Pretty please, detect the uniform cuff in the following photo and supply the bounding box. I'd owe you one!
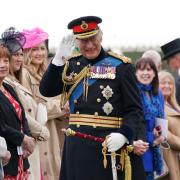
[118,124,133,143]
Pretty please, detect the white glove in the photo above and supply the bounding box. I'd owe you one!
[52,34,75,66]
[36,103,48,125]
[0,137,7,157]
[106,133,128,152]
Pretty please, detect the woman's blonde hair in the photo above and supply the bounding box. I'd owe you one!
[23,45,47,78]
[158,70,180,112]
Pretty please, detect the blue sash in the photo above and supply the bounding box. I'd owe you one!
[69,56,122,113]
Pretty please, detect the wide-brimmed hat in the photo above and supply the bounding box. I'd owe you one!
[67,16,102,39]
[161,38,180,60]
[22,27,48,49]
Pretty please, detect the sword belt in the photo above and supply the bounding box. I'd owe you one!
[69,114,123,128]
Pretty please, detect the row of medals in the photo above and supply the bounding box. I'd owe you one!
[89,65,116,80]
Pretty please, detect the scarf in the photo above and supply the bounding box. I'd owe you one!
[138,83,164,175]
[138,83,164,120]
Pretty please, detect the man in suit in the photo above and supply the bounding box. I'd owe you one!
[161,38,180,105]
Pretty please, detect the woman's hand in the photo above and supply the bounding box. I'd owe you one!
[154,125,161,138]
[61,102,70,118]
[153,136,165,146]
[133,140,149,155]
[23,135,36,157]
[153,126,165,146]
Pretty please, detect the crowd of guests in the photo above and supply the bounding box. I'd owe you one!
[0,27,68,180]
[0,23,180,180]
[133,46,180,180]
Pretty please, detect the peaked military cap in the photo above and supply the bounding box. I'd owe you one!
[67,16,102,39]
[161,38,180,60]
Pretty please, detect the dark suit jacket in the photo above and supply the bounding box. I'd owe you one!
[0,82,30,176]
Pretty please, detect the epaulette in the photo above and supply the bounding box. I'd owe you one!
[107,51,132,63]
[70,52,82,58]
[67,52,82,61]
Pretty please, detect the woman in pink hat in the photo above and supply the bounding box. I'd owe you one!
[1,27,50,180]
[22,27,69,180]
[0,27,35,180]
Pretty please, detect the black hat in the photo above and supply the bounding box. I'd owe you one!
[161,38,180,60]
[0,27,26,54]
[67,16,102,39]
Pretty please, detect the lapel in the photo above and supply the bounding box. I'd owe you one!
[0,82,22,121]
[4,76,33,96]
[29,73,40,85]
[15,83,33,96]
[26,70,47,102]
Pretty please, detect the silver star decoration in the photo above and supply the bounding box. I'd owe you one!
[67,71,75,81]
[102,102,113,115]
[102,85,113,100]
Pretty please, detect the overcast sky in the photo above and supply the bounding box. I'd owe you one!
[0,0,179,49]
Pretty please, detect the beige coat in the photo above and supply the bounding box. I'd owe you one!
[161,105,180,180]
[4,76,50,180]
[21,67,68,180]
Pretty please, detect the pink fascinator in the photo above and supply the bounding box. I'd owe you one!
[22,27,48,49]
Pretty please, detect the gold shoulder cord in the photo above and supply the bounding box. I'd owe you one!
[107,51,132,63]
[61,61,90,107]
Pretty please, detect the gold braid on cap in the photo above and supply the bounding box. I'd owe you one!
[61,61,91,107]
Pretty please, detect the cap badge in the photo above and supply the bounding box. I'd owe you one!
[80,21,88,30]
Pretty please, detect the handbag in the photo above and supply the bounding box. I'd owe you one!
[155,159,169,179]
[155,144,169,180]
[0,137,7,157]
[36,103,48,125]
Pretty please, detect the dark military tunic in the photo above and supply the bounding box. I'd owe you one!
[40,48,146,180]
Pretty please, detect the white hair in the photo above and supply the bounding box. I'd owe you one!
[142,50,161,64]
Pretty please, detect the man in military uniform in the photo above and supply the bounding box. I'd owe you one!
[40,16,146,180]
[161,38,180,105]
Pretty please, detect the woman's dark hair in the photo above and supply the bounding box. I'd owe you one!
[9,51,23,81]
[0,45,11,59]
[135,57,159,95]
